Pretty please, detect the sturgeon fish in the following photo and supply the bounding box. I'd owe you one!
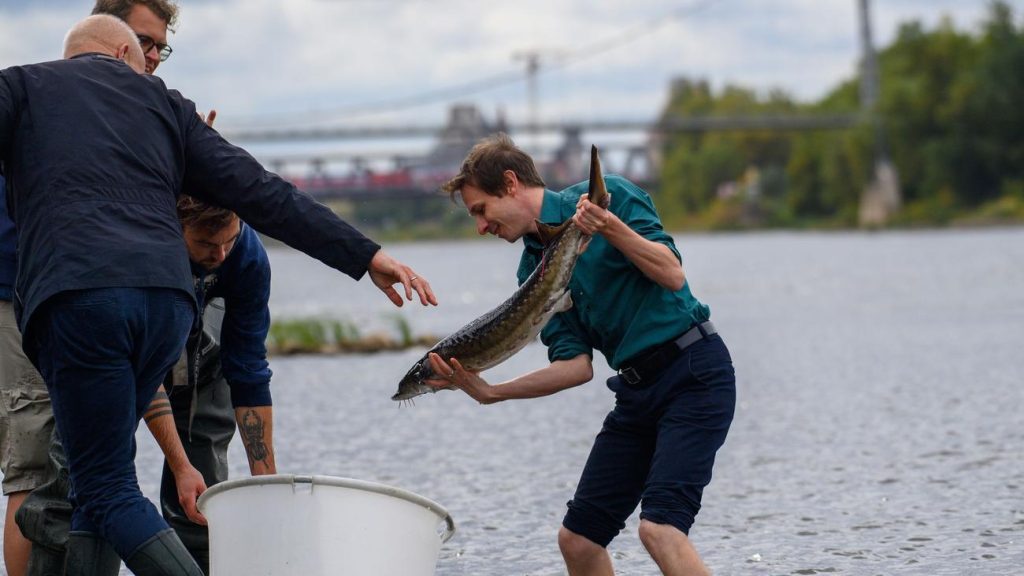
[392,145,609,402]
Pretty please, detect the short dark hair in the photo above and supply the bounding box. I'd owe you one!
[92,0,179,30]
[177,195,237,233]
[442,133,545,200]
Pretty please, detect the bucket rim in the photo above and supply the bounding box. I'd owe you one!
[196,474,455,542]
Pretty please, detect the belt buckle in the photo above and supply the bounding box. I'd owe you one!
[619,366,642,387]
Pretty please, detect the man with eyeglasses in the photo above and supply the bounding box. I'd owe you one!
[0,3,178,574]
[93,0,176,75]
[2,7,438,573]
[4,3,187,575]
[2,12,438,576]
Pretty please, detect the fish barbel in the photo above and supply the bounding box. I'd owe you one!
[393,145,608,401]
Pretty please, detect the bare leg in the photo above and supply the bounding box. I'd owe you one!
[639,519,710,576]
[4,491,31,576]
[559,526,615,576]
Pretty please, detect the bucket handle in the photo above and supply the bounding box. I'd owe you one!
[440,513,456,543]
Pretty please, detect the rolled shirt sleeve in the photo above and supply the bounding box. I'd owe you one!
[540,313,593,364]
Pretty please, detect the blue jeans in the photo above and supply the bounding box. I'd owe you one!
[28,287,193,558]
[563,334,736,547]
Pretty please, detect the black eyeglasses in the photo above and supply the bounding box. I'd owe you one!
[136,34,173,62]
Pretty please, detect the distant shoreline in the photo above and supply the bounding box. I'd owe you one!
[267,334,437,356]
[266,317,437,356]
[259,218,1024,249]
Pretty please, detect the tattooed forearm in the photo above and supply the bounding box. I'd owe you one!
[236,406,275,475]
[144,390,172,424]
[241,409,270,465]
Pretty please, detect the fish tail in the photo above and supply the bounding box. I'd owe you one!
[588,145,609,209]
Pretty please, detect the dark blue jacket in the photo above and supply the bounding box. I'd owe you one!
[0,54,379,337]
[193,223,272,407]
[0,174,14,301]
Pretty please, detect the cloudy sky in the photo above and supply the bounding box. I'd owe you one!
[0,0,1016,135]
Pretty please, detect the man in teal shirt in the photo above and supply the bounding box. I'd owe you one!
[429,133,735,576]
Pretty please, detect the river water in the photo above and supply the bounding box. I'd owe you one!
[6,227,1024,575]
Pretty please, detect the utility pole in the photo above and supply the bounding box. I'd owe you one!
[512,50,542,150]
[857,0,901,227]
[858,0,880,112]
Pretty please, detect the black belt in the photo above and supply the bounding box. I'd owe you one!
[618,321,717,387]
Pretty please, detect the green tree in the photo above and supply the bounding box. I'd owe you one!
[965,1,1024,199]
[657,1,1024,228]
[879,2,1023,211]
[658,80,800,226]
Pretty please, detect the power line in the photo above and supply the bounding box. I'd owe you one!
[225,0,721,127]
[547,0,721,72]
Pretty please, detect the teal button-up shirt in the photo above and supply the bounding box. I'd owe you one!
[516,175,710,370]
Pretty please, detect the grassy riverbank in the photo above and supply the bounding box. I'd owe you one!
[267,315,438,355]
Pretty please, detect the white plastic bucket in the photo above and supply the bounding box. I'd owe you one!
[196,474,455,576]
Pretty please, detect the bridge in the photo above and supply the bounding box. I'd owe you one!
[223,114,860,144]
[227,111,861,202]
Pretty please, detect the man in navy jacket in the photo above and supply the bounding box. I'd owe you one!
[0,16,436,575]
[8,4,195,575]
[148,196,278,573]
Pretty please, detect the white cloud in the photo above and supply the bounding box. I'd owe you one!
[1,0,1019,131]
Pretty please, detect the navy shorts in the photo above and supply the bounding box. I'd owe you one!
[562,334,735,547]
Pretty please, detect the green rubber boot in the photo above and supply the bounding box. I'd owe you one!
[124,529,204,576]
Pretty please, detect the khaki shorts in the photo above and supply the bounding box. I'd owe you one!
[0,300,54,495]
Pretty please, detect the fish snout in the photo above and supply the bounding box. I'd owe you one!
[392,359,436,401]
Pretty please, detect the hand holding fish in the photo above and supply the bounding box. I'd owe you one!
[367,249,438,307]
[426,352,495,404]
[573,192,613,236]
